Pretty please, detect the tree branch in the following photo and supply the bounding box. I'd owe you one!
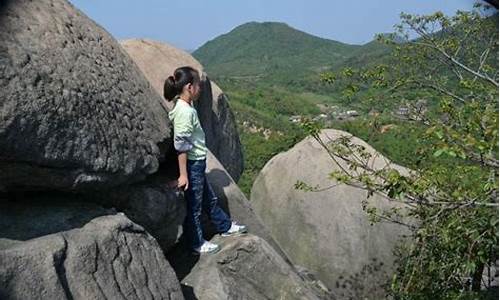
[408,21,499,87]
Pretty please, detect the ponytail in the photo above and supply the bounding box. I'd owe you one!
[163,66,200,101]
[163,76,178,101]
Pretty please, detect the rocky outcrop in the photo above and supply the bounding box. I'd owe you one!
[119,39,203,101]
[94,167,186,252]
[120,39,243,181]
[0,199,183,300]
[197,82,243,182]
[0,1,341,299]
[179,234,332,300]
[0,1,184,299]
[0,0,171,192]
[251,129,410,299]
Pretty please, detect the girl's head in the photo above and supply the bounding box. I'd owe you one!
[163,66,201,102]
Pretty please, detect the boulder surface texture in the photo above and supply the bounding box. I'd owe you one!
[0,203,184,300]
[0,0,171,192]
[181,234,330,300]
[251,129,410,299]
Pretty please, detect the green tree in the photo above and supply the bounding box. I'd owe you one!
[300,4,498,299]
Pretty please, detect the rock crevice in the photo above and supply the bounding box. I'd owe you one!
[53,235,74,300]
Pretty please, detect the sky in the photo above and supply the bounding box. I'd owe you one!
[68,0,476,51]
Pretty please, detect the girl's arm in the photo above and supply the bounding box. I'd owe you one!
[177,152,189,191]
[172,109,194,191]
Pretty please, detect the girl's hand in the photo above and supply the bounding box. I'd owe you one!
[177,175,189,191]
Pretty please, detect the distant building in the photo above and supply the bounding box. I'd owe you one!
[395,106,410,117]
[345,110,359,117]
[312,114,328,122]
[394,100,427,120]
[289,115,302,123]
[336,110,360,121]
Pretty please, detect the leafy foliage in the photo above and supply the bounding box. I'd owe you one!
[196,13,498,298]
[300,6,498,299]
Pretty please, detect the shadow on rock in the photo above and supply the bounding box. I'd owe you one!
[0,191,113,243]
[181,284,198,300]
[89,158,187,253]
[333,257,390,299]
[165,234,200,281]
[207,168,232,189]
[206,167,233,214]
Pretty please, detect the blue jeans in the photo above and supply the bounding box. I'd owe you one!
[184,159,232,250]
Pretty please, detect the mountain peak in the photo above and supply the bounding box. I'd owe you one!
[230,21,324,41]
[236,21,291,28]
[193,21,357,77]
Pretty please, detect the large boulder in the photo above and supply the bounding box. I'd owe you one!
[251,129,410,299]
[178,234,332,300]
[120,39,243,181]
[197,82,243,182]
[119,39,203,100]
[94,165,186,252]
[0,198,184,300]
[0,0,171,192]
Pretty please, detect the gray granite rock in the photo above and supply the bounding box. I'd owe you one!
[251,129,411,299]
[0,209,184,300]
[0,0,171,192]
[180,234,333,300]
[195,81,243,182]
[95,169,186,252]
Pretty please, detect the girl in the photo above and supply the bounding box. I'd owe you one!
[164,66,247,255]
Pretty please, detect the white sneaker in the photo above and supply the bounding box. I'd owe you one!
[221,222,248,237]
[193,240,220,255]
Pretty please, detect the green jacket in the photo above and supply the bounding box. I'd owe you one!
[168,99,208,160]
